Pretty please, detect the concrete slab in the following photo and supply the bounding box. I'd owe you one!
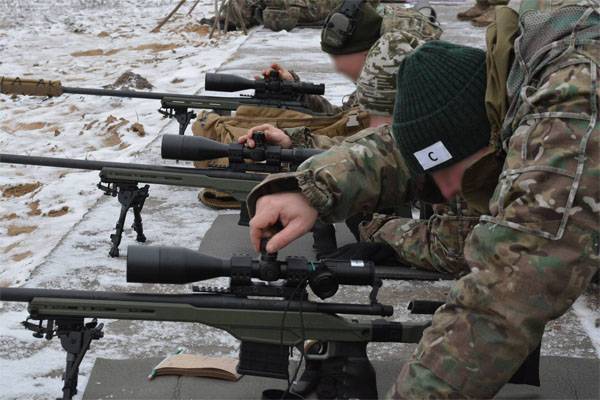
[82,356,600,399]
[198,214,356,259]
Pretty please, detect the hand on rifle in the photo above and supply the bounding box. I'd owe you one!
[239,124,293,149]
[255,63,294,81]
[250,192,318,253]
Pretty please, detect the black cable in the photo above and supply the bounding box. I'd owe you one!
[279,278,309,400]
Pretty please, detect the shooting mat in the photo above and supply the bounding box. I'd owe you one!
[82,356,599,399]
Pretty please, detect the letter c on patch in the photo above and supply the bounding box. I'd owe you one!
[428,152,438,161]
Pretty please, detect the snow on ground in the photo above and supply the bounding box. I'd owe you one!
[573,295,600,355]
[0,0,248,285]
[0,1,252,397]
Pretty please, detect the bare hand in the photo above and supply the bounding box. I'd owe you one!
[250,192,318,253]
[255,63,294,81]
[239,124,293,149]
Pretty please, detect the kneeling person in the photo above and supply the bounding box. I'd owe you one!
[247,1,599,396]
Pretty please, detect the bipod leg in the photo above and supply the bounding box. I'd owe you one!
[174,107,197,136]
[131,185,150,243]
[108,184,149,257]
[110,201,128,257]
[56,318,104,400]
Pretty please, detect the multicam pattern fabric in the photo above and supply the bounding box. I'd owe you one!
[379,5,443,41]
[395,46,599,395]
[300,0,443,114]
[284,126,347,149]
[360,200,479,276]
[248,2,600,398]
[229,0,382,30]
[395,1,600,398]
[356,31,424,116]
[300,90,358,115]
[227,0,338,30]
[293,124,413,221]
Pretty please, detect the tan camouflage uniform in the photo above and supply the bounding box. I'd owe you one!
[248,0,600,396]
[228,0,380,32]
[294,6,442,115]
[288,30,425,147]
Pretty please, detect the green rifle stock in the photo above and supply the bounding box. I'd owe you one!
[0,244,431,399]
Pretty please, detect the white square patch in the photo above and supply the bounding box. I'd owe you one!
[413,141,453,171]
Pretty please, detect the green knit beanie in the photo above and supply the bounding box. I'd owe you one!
[393,41,490,176]
[321,3,383,55]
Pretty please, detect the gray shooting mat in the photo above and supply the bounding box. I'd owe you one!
[82,356,599,399]
[198,214,356,259]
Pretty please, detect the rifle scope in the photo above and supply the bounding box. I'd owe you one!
[205,73,325,96]
[127,246,377,299]
[161,134,322,164]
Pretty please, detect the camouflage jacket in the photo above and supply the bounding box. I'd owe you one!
[292,6,443,115]
[248,3,600,397]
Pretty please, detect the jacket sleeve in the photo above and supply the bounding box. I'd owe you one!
[395,51,600,399]
[247,125,415,222]
[283,126,350,149]
[290,70,353,115]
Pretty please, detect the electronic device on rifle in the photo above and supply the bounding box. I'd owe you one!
[0,72,327,135]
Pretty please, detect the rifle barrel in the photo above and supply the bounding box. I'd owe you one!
[62,86,207,101]
[0,153,265,181]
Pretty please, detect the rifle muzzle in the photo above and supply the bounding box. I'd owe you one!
[127,246,229,284]
[0,77,63,97]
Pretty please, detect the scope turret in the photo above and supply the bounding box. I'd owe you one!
[161,134,322,167]
[205,73,325,97]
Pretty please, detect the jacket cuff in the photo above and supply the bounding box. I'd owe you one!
[289,70,301,82]
[297,169,334,217]
[283,127,312,148]
[246,172,302,218]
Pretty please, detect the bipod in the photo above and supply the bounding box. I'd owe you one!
[159,105,197,136]
[98,182,150,257]
[22,317,104,400]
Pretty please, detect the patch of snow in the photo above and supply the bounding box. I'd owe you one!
[573,295,600,356]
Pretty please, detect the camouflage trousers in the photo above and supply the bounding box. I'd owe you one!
[360,201,480,277]
[228,0,363,29]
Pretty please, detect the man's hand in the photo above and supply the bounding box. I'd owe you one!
[239,124,293,149]
[255,63,294,81]
[250,192,318,253]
